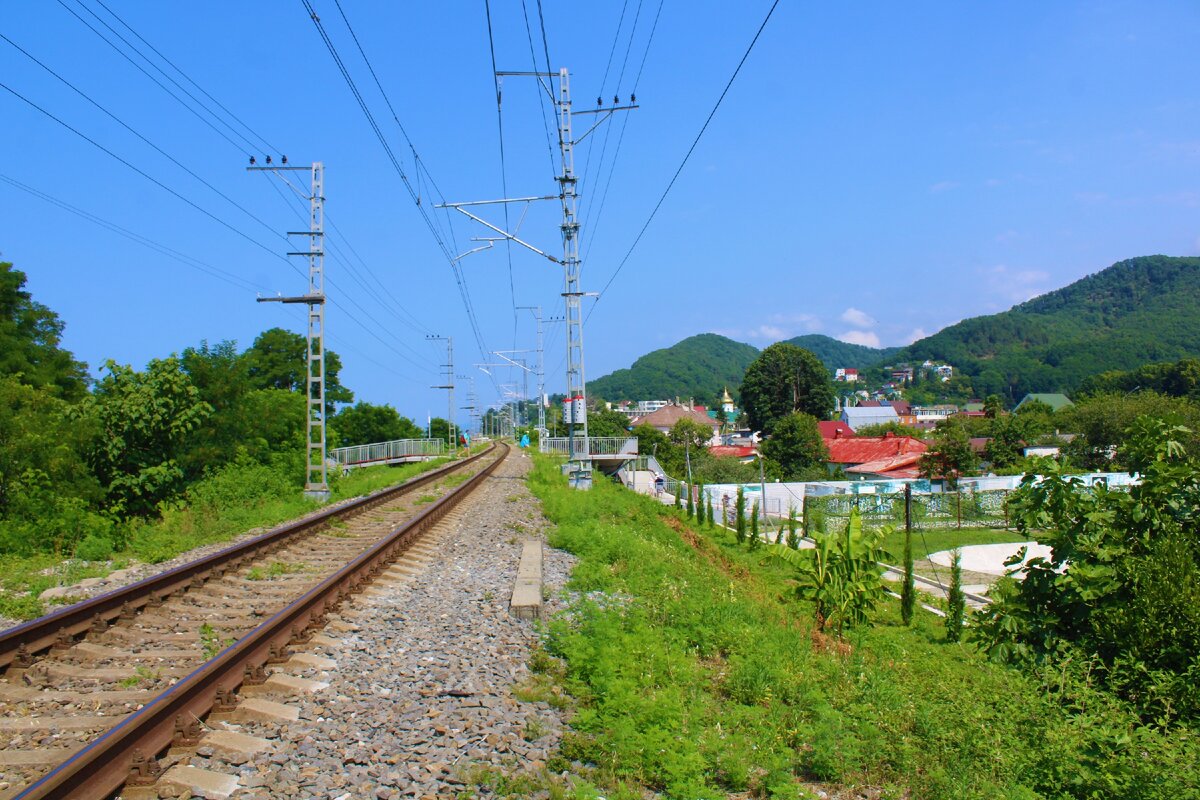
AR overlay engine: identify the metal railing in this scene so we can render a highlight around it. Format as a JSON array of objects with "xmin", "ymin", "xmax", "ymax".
[
  {"xmin": 539, "ymin": 436, "xmax": 638, "ymax": 457},
  {"xmin": 329, "ymin": 438, "xmax": 444, "ymax": 467}
]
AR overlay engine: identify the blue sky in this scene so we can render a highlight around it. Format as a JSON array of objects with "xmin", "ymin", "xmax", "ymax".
[{"xmin": 3, "ymin": 1, "xmax": 1199, "ymax": 424}]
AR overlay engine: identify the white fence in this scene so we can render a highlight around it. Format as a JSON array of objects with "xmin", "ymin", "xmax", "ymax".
[
  {"xmin": 539, "ymin": 436, "xmax": 638, "ymax": 458},
  {"xmin": 329, "ymin": 438, "xmax": 444, "ymax": 468}
]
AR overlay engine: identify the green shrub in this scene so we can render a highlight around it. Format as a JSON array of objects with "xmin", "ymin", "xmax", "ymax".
[{"xmin": 74, "ymin": 534, "xmax": 114, "ymax": 562}]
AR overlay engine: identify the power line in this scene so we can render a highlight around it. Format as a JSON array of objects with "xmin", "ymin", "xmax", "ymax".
[
  {"xmin": 582, "ymin": 0, "xmax": 665, "ymax": 263},
  {"xmin": 0, "ymin": 171, "xmax": 266, "ymax": 294},
  {"xmin": 54, "ymin": 0, "xmax": 252, "ymax": 154},
  {"xmin": 300, "ymin": 0, "xmax": 494, "ymax": 381},
  {"xmin": 0, "ymin": 79, "xmax": 302, "ymax": 277},
  {"xmin": 592, "ymin": 0, "xmax": 782, "ymax": 308},
  {"xmin": 87, "ymin": 0, "xmax": 280, "ymax": 155},
  {"xmin": 483, "ymin": 0, "xmax": 520, "ymax": 344},
  {"xmin": 0, "ymin": 31, "xmax": 284, "ymax": 243},
  {"xmin": 519, "ymin": 0, "xmax": 559, "ymax": 179}
]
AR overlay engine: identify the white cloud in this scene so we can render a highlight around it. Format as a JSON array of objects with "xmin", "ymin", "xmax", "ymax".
[
  {"xmin": 904, "ymin": 328, "xmax": 929, "ymax": 344},
  {"xmin": 929, "ymin": 180, "xmax": 959, "ymax": 193},
  {"xmin": 840, "ymin": 307, "xmax": 876, "ymax": 328},
  {"xmin": 838, "ymin": 330, "xmax": 881, "ymax": 348}
]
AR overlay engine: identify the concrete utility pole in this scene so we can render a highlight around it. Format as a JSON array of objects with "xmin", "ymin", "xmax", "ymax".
[
  {"xmin": 517, "ymin": 305, "xmax": 546, "ymax": 439},
  {"xmin": 427, "ymin": 335, "xmax": 456, "ymax": 456},
  {"xmin": 438, "ymin": 69, "xmax": 635, "ymax": 489},
  {"xmin": 458, "ymin": 374, "xmax": 478, "ymax": 437},
  {"xmin": 250, "ymin": 158, "xmax": 329, "ymax": 501}
]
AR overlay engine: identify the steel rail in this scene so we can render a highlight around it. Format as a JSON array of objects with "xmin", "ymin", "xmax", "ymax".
[
  {"xmin": 0, "ymin": 444, "xmax": 496, "ymax": 671},
  {"xmin": 14, "ymin": 442, "xmax": 510, "ymax": 799}
]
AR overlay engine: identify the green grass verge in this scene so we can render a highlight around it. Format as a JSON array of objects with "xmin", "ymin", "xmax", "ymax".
[
  {"xmin": 524, "ymin": 457, "xmax": 1199, "ymax": 800},
  {"xmin": 879, "ymin": 526, "xmax": 1029, "ymax": 562},
  {"xmin": 0, "ymin": 455, "xmax": 463, "ymax": 621}
]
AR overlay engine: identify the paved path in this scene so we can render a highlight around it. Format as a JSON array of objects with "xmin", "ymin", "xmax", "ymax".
[{"xmin": 928, "ymin": 542, "xmax": 1052, "ymax": 576}]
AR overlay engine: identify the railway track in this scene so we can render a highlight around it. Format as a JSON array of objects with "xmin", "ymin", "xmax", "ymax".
[{"xmin": 0, "ymin": 442, "xmax": 508, "ymax": 799}]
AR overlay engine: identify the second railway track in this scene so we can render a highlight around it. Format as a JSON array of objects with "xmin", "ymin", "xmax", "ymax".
[{"xmin": 0, "ymin": 442, "xmax": 508, "ymax": 799}]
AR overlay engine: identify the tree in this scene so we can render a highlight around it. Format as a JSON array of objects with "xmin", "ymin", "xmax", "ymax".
[
  {"xmin": 632, "ymin": 423, "xmax": 669, "ymax": 461},
  {"xmin": 946, "ymin": 549, "xmax": 965, "ymax": 642},
  {"xmin": 1058, "ymin": 391, "xmax": 1200, "ymax": 469},
  {"xmin": 983, "ymin": 394, "xmax": 1004, "ymax": 419},
  {"xmin": 333, "ymin": 402, "xmax": 422, "ymax": 448},
  {"xmin": 975, "ymin": 417, "xmax": 1200, "ymax": 722},
  {"xmin": 983, "ymin": 413, "xmax": 1027, "ymax": 470},
  {"xmin": 244, "ymin": 327, "xmax": 353, "ymax": 410},
  {"xmin": 668, "ymin": 418, "xmax": 711, "ymax": 451},
  {"xmin": 738, "ymin": 343, "xmax": 835, "ymax": 435},
  {"xmin": 854, "ymin": 421, "xmax": 922, "ymax": 438},
  {"xmin": 735, "ymin": 486, "xmax": 747, "ymax": 543},
  {"xmin": 85, "ymin": 357, "xmax": 211, "ymax": 518},
  {"xmin": 586, "ymin": 407, "xmax": 631, "ymax": 438},
  {"xmin": 760, "ymin": 412, "xmax": 828, "ymax": 481},
  {"xmin": 919, "ymin": 418, "xmax": 979, "ymax": 489},
  {"xmin": 0, "ymin": 262, "xmax": 88, "ymax": 399}
]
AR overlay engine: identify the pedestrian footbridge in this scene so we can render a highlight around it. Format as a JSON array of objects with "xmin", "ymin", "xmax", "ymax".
[
  {"xmin": 538, "ymin": 436, "xmax": 638, "ymax": 470},
  {"xmin": 329, "ymin": 438, "xmax": 445, "ymax": 471}
]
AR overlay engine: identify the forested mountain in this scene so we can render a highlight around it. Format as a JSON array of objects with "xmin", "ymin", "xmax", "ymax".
[
  {"xmin": 588, "ymin": 334, "xmax": 759, "ymax": 404},
  {"xmin": 896, "ymin": 255, "xmax": 1200, "ymax": 401},
  {"xmin": 783, "ymin": 334, "xmax": 901, "ymax": 370}
]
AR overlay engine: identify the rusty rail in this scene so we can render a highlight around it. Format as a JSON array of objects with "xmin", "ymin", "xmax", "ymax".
[
  {"xmin": 14, "ymin": 442, "xmax": 509, "ymax": 799},
  {"xmin": 0, "ymin": 444, "xmax": 496, "ymax": 671}
]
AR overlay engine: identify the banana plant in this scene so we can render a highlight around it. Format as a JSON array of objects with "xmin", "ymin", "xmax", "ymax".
[{"xmin": 770, "ymin": 509, "xmax": 891, "ymax": 634}]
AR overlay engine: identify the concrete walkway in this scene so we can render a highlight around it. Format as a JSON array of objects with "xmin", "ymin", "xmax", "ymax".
[{"xmin": 928, "ymin": 542, "xmax": 1053, "ymax": 577}]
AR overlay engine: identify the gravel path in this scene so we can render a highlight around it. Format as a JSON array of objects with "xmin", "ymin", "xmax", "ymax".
[{"xmin": 195, "ymin": 448, "xmax": 576, "ymax": 799}]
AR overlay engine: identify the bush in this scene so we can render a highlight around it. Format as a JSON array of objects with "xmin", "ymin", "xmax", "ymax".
[{"xmin": 74, "ymin": 533, "xmax": 115, "ymax": 562}]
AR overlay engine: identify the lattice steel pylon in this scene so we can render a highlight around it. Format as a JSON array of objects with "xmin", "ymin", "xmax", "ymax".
[
  {"xmin": 251, "ymin": 159, "xmax": 329, "ymax": 501},
  {"xmin": 437, "ymin": 69, "xmax": 635, "ymax": 489}
]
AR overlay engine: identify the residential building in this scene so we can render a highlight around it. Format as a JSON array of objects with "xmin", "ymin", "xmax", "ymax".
[
  {"xmin": 913, "ymin": 404, "xmax": 959, "ymax": 422},
  {"xmin": 630, "ymin": 402, "xmax": 723, "ymax": 445},
  {"xmin": 708, "ymin": 444, "xmax": 758, "ymax": 463},
  {"xmin": 818, "ymin": 420, "xmax": 856, "ymax": 440},
  {"xmin": 841, "ymin": 405, "xmax": 900, "ymax": 431},
  {"xmin": 834, "ymin": 368, "xmax": 859, "ymax": 382},
  {"xmin": 827, "ymin": 432, "xmax": 928, "ymax": 479}
]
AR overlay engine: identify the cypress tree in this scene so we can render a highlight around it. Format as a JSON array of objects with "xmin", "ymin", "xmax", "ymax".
[
  {"xmin": 696, "ymin": 483, "xmax": 706, "ymax": 525},
  {"xmin": 707, "ymin": 494, "xmax": 716, "ymax": 528},
  {"xmin": 735, "ymin": 487, "xmax": 746, "ymax": 543},
  {"xmin": 750, "ymin": 501, "xmax": 760, "ymax": 549},
  {"xmin": 674, "ymin": 484, "xmax": 682, "ymax": 510},
  {"xmin": 787, "ymin": 505, "xmax": 800, "ymax": 549},
  {"xmin": 946, "ymin": 548, "xmax": 965, "ymax": 642},
  {"xmin": 686, "ymin": 484, "xmax": 695, "ymax": 519}
]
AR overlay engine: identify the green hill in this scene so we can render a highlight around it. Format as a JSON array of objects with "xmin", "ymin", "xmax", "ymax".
[
  {"xmin": 896, "ymin": 255, "xmax": 1200, "ymax": 401},
  {"xmin": 588, "ymin": 333, "xmax": 759, "ymax": 404},
  {"xmin": 783, "ymin": 334, "xmax": 901, "ymax": 371}
]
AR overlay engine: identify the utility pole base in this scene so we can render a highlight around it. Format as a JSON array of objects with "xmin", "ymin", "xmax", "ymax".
[
  {"xmin": 562, "ymin": 461, "xmax": 593, "ymax": 490},
  {"xmin": 304, "ymin": 486, "xmax": 331, "ymax": 503}
]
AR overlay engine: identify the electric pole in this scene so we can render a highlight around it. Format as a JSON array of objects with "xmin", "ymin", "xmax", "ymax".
[
  {"xmin": 427, "ymin": 334, "xmax": 455, "ymax": 457},
  {"xmin": 250, "ymin": 157, "xmax": 329, "ymax": 501},
  {"xmin": 437, "ymin": 69, "xmax": 635, "ymax": 489}
]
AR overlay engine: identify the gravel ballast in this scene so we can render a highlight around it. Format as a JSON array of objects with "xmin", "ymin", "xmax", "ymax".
[{"xmin": 199, "ymin": 449, "xmax": 576, "ymax": 799}]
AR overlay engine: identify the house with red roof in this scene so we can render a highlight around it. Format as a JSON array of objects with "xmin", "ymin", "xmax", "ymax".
[
  {"xmin": 826, "ymin": 432, "xmax": 928, "ymax": 479},
  {"xmin": 707, "ymin": 444, "xmax": 758, "ymax": 462},
  {"xmin": 818, "ymin": 420, "xmax": 855, "ymax": 440}
]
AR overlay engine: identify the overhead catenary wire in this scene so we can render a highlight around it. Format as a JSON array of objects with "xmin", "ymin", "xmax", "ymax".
[
  {"xmin": 300, "ymin": 0, "xmax": 495, "ymax": 393},
  {"xmin": 54, "ymin": 0, "xmax": 253, "ymax": 155},
  {"xmin": 0, "ymin": 171, "xmax": 267, "ymax": 294},
  {"xmin": 482, "ymin": 0, "xmax": 521, "ymax": 349},
  {"xmin": 87, "ymin": 0, "xmax": 280, "ymax": 156},
  {"xmin": 0, "ymin": 79, "xmax": 305, "ymax": 280},
  {"xmin": 581, "ymin": 0, "xmax": 665, "ymax": 263},
  {"xmin": 519, "ymin": 0, "xmax": 559, "ymax": 180},
  {"xmin": 591, "ymin": 0, "xmax": 782, "ymax": 312}
]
